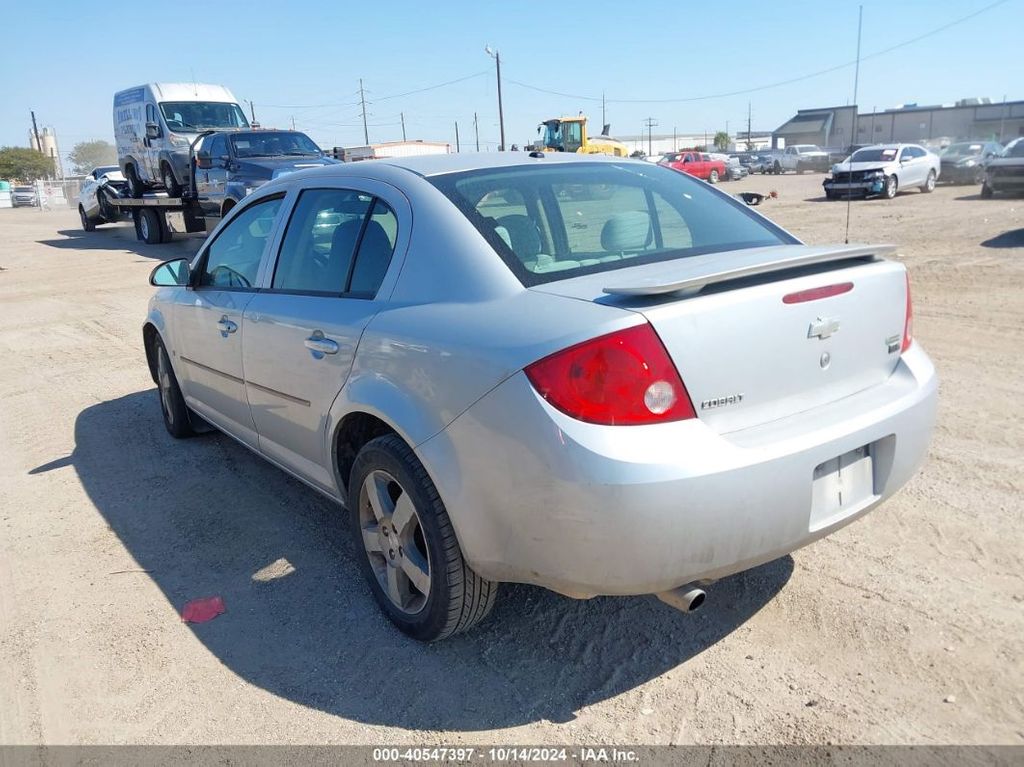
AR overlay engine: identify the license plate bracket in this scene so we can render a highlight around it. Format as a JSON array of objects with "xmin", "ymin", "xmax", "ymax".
[{"xmin": 810, "ymin": 444, "xmax": 876, "ymax": 531}]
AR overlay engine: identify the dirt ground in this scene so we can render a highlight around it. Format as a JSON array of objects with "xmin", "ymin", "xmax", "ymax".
[{"xmin": 0, "ymin": 173, "xmax": 1021, "ymax": 746}]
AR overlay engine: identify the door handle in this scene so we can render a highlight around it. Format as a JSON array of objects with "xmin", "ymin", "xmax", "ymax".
[
  {"xmin": 217, "ymin": 316, "xmax": 238, "ymax": 336},
  {"xmin": 304, "ymin": 334, "xmax": 339, "ymax": 356}
]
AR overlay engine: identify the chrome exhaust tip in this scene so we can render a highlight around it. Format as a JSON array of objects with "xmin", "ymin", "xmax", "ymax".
[{"xmin": 655, "ymin": 584, "xmax": 707, "ymax": 613}]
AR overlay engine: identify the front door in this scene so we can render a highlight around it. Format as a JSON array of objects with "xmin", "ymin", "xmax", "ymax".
[
  {"xmin": 241, "ymin": 187, "xmax": 400, "ymax": 490},
  {"xmin": 898, "ymin": 146, "xmax": 925, "ymax": 186},
  {"xmin": 143, "ymin": 102, "xmax": 162, "ymax": 182},
  {"xmin": 174, "ymin": 194, "xmax": 285, "ymax": 447},
  {"xmin": 196, "ymin": 133, "xmax": 230, "ymax": 215}
]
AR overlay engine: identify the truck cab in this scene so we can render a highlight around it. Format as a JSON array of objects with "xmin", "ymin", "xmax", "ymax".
[
  {"xmin": 659, "ymin": 151, "xmax": 726, "ymax": 183},
  {"xmin": 193, "ymin": 130, "xmax": 340, "ymax": 218}
]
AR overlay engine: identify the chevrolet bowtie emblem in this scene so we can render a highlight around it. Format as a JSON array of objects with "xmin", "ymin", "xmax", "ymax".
[{"xmin": 808, "ymin": 316, "xmax": 840, "ymax": 340}]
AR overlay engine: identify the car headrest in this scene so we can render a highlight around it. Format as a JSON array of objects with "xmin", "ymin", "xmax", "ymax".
[
  {"xmin": 495, "ymin": 214, "xmax": 542, "ymax": 260},
  {"xmin": 601, "ymin": 211, "xmax": 652, "ymax": 253}
]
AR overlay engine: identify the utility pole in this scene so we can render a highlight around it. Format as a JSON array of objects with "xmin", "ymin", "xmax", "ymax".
[
  {"xmin": 747, "ymin": 101, "xmax": 752, "ymax": 150},
  {"xmin": 602, "ymin": 91, "xmax": 606, "ymax": 131},
  {"xmin": 485, "ymin": 46, "xmax": 505, "ymax": 150},
  {"xmin": 359, "ymin": 78, "xmax": 369, "ymax": 145},
  {"xmin": 474, "ymin": 112, "xmax": 480, "ymax": 151},
  {"xmin": 401, "ymin": 112, "xmax": 407, "ymax": 141},
  {"xmin": 30, "ymin": 111, "xmax": 42, "ymax": 153},
  {"xmin": 455, "ymin": 121, "xmax": 460, "ymax": 152},
  {"xmin": 643, "ymin": 117, "xmax": 658, "ymax": 157},
  {"xmin": 291, "ymin": 116, "xmax": 296, "ymax": 130},
  {"xmin": 246, "ymin": 100, "xmax": 256, "ymax": 124},
  {"xmin": 672, "ymin": 126, "xmax": 677, "ymax": 151}
]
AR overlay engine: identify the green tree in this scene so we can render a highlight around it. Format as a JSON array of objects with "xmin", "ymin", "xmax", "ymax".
[
  {"xmin": 713, "ymin": 131, "xmax": 730, "ymax": 151},
  {"xmin": 0, "ymin": 147, "xmax": 53, "ymax": 182},
  {"xmin": 68, "ymin": 140, "xmax": 117, "ymax": 175}
]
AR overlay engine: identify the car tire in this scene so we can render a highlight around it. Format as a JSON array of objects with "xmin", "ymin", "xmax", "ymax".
[
  {"xmin": 921, "ymin": 170, "xmax": 936, "ymax": 193},
  {"xmin": 137, "ymin": 208, "xmax": 163, "ymax": 244},
  {"xmin": 125, "ymin": 164, "xmax": 144, "ymax": 198},
  {"xmin": 153, "ymin": 336, "xmax": 196, "ymax": 439},
  {"xmin": 883, "ymin": 175, "xmax": 898, "ymax": 199},
  {"xmin": 348, "ymin": 434, "xmax": 498, "ymax": 641},
  {"xmin": 708, "ymin": 169, "xmax": 719, "ymax": 184},
  {"xmin": 161, "ymin": 163, "xmax": 183, "ymax": 197},
  {"xmin": 973, "ymin": 167, "xmax": 986, "ymax": 185},
  {"xmin": 773, "ymin": 161, "xmax": 782, "ymax": 174},
  {"xmin": 980, "ymin": 182, "xmax": 993, "ymax": 199},
  {"xmin": 79, "ymin": 205, "xmax": 95, "ymax": 232}
]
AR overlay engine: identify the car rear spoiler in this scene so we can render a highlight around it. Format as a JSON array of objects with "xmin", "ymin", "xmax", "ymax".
[{"xmin": 603, "ymin": 244, "xmax": 896, "ymax": 297}]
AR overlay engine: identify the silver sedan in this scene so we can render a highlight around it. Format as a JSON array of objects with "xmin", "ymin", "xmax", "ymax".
[{"xmin": 144, "ymin": 153, "xmax": 937, "ymax": 641}]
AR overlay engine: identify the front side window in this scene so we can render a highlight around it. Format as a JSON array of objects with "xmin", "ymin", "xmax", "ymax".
[
  {"xmin": 159, "ymin": 102, "xmax": 250, "ymax": 131},
  {"xmin": 430, "ymin": 163, "xmax": 792, "ymax": 286},
  {"xmin": 206, "ymin": 134, "xmax": 228, "ymax": 160},
  {"xmin": 272, "ymin": 189, "xmax": 397, "ymax": 297},
  {"xmin": 198, "ymin": 196, "xmax": 283, "ymax": 289}
]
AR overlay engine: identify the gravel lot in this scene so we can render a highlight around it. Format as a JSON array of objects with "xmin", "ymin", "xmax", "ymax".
[{"xmin": 0, "ymin": 173, "xmax": 1021, "ymax": 745}]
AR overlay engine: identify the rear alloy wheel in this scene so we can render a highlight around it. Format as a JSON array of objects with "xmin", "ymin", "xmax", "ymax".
[
  {"xmin": 79, "ymin": 205, "xmax": 95, "ymax": 232},
  {"xmin": 154, "ymin": 337, "xmax": 195, "ymax": 438},
  {"xmin": 708, "ymin": 169, "xmax": 719, "ymax": 184},
  {"xmin": 161, "ymin": 163, "xmax": 183, "ymax": 197},
  {"xmin": 883, "ymin": 175, "xmax": 898, "ymax": 199},
  {"xmin": 349, "ymin": 434, "xmax": 497, "ymax": 641},
  {"xmin": 921, "ymin": 170, "xmax": 936, "ymax": 193}
]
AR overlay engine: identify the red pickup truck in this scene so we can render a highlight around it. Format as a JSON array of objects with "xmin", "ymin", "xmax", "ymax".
[{"xmin": 658, "ymin": 150, "xmax": 726, "ymax": 183}]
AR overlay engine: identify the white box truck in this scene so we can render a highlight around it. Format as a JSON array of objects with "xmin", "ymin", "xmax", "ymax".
[{"xmin": 113, "ymin": 83, "xmax": 249, "ymax": 197}]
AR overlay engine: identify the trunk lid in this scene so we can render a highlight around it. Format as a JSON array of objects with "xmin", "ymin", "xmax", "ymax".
[{"xmin": 530, "ymin": 244, "xmax": 909, "ymax": 433}]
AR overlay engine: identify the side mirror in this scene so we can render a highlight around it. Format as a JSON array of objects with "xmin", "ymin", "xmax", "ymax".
[
  {"xmin": 219, "ymin": 154, "xmax": 231, "ymax": 168},
  {"xmin": 145, "ymin": 122, "xmax": 161, "ymax": 140},
  {"xmin": 195, "ymin": 150, "xmax": 212, "ymax": 169},
  {"xmin": 149, "ymin": 258, "xmax": 191, "ymax": 287}
]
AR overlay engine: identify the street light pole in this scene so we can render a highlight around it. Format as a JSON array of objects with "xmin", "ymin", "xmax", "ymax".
[{"xmin": 485, "ymin": 46, "xmax": 506, "ymax": 151}]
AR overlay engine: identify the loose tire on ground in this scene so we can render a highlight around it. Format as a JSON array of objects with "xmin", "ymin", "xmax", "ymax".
[
  {"xmin": 79, "ymin": 205, "xmax": 95, "ymax": 232},
  {"xmin": 153, "ymin": 336, "xmax": 196, "ymax": 438},
  {"xmin": 348, "ymin": 434, "xmax": 498, "ymax": 641}
]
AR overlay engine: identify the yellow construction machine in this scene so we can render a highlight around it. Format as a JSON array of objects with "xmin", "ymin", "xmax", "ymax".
[{"xmin": 535, "ymin": 116, "xmax": 629, "ymax": 156}]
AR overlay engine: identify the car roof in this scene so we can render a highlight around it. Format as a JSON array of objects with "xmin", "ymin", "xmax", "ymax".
[{"xmin": 370, "ymin": 150, "xmax": 632, "ymax": 177}]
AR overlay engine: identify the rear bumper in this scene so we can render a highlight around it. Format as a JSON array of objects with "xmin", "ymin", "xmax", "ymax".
[{"xmin": 418, "ymin": 345, "xmax": 937, "ymax": 598}]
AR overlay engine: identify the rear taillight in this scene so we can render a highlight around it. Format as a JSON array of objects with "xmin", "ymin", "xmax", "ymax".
[
  {"xmin": 902, "ymin": 271, "xmax": 913, "ymax": 353},
  {"xmin": 524, "ymin": 324, "xmax": 696, "ymax": 425}
]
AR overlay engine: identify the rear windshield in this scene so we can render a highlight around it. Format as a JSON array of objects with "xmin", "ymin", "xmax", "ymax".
[{"xmin": 429, "ymin": 162, "xmax": 795, "ymax": 286}]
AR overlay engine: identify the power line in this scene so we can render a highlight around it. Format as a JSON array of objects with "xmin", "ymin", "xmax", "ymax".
[
  {"xmin": 505, "ymin": 0, "xmax": 1009, "ymax": 105},
  {"xmin": 259, "ymin": 70, "xmax": 488, "ymax": 110}
]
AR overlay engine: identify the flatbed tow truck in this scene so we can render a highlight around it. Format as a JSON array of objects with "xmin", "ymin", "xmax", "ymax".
[{"xmin": 97, "ymin": 132, "xmax": 213, "ymax": 244}]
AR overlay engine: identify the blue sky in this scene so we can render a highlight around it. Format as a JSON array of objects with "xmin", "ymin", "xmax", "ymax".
[{"xmin": 2, "ymin": 0, "xmax": 1019, "ymax": 162}]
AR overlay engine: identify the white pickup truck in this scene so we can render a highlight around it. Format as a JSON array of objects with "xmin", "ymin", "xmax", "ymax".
[{"xmin": 772, "ymin": 144, "xmax": 830, "ymax": 174}]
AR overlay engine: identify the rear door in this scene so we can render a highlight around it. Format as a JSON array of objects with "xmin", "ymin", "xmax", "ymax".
[
  {"xmin": 241, "ymin": 183, "xmax": 405, "ymax": 490},
  {"xmin": 173, "ymin": 194, "xmax": 286, "ymax": 446},
  {"xmin": 899, "ymin": 146, "xmax": 925, "ymax": 186}
]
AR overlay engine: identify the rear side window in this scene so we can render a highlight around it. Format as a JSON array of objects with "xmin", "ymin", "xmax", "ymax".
[
  {"xmin": 429, "ymin": 163, "xmax": 793, "ymax": 286},
  {"xmin": 272, "ymin": 188, "xmax": 398, "ymax": 297}
]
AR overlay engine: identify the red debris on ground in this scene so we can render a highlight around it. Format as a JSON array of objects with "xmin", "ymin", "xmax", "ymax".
[{"xmin": 181, "ymin": 596, "xmax": 226, "ymax": 623}]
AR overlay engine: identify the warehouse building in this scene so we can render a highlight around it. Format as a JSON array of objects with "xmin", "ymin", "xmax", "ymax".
[{"xmin": 773, "ymin": 99, "xmax": 1024, "ymax": 149}]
